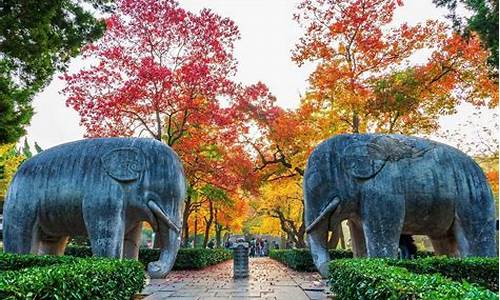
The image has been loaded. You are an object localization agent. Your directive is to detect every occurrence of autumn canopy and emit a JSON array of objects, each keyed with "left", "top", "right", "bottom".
[{"left": 55, "top": 0, "right": 498, "bottom": 246}]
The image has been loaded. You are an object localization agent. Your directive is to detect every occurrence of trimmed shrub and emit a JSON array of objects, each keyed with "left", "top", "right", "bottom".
[
  {"left": 65, "top": 246, "right": 232, "bottom": 270},
  {"left": 172, "top": 248, "right": 233, "bottom": 270},
  {"left": 269, "top": 249, "right": 353, "bottom": 271},
  {"left": 0, "top": 252, "right": 77, "bottom": 271},
  {"left": 389, "top": 257, "right": 499, "bottom": 292},
  {"left": 0, "top": 256, "right": 145, "bottom": 299},
  {"left": 65, "top": 245, "right": 93, "bottom": 258},
  {"left": 329, "top": 259, "right": 498, "bottom": 300}
]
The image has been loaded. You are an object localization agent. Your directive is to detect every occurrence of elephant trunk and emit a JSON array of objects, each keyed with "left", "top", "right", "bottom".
[
  {"left": 147, "top": 201, "right": 181, "bottom": 279},
  {"left": 307, "top": 220, "right": 330, "bottom": 278}
]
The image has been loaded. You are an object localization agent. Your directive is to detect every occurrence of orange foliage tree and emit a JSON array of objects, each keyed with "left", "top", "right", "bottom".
[
  {"left": 244, "top": 0, "right": 498, "bottom": 247},
  {"left": 293, "top": 0, "right": 497, "bottom": 135}
]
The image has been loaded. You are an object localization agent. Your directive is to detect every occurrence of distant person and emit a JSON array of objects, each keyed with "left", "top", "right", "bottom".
[
  {"left": 273, "top": 241, "right": 280, "bottom": 250},
  {"left": 263, "top": 240, "right": 269, "bottom": 256},
  {"left": 249, "top": 238, "right": 256, "bottom": 257},
  {"left": 256, "top": 238, "right": 262, "bottom": 257}
]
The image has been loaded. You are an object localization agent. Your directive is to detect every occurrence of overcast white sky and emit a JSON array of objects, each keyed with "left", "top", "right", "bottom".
[{"left": 25, "top": 0, "right": 497, "bottom": 150}]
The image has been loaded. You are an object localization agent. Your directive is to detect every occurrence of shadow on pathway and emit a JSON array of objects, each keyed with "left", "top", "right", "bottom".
[{"left": 139, "top": 257, "right": 329, "bottom": 299}]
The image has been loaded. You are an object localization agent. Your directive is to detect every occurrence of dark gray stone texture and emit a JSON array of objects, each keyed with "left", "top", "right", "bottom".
[
  {"left": 304, "top": 134, "right": 497, "bottom": 276},
  {"left": 232, "top": 242, "right": 249, "bottom": 278},
  {"left": 3, "top": 137, "right": 186, "bottom": 278}
]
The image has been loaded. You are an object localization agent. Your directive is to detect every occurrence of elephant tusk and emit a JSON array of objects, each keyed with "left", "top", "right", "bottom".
[
  {"left": 147, "top": 201, "right": 181, "bottom": 234},
  {"left": 306, "top": 196, "right": 341, "bottom": 233}
]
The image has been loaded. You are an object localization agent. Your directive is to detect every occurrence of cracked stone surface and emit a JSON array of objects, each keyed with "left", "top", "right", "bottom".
[{"left": 140, "top": 257, "right": 330, "bottom": 299}]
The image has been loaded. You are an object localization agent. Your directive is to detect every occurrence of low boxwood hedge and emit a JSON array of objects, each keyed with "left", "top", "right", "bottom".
[
  {"left": 65, "top": 246, "right": 232, "bottom": 270},
  {"left": 389, "top": 256, "right": 499, "bottom": 292},
  {"left": 0, "top": 255, "right": 145, "bottom": 300},
  {"left": 269, "top": 249, "right": 353, "bottom": 271},
  {"left": 0, "top": 252, "right": 78, "bottom": 271},
  {"left": 329, "top": 259, "right": 498, "bottom": 300},
  {"left": 139, "top": 248, "right": 233, "bottom": 270}
]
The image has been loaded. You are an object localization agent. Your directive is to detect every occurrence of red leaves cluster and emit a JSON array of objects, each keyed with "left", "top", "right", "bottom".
[{"left": 61, "top": 0, "right": 273, "bottom": 199}]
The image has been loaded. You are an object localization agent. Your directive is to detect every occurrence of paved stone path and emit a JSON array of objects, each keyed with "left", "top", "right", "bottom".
[{"left": 140, "top": 257, "right": 330, "bottom": 299}]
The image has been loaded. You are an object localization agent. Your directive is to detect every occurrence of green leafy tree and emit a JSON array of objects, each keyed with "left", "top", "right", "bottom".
[
  {"left": 433, "top": 0, "right": 499, "bottom": 69},
  {"left": 0, "top": 0, "right": 112, "bottom": 143}
]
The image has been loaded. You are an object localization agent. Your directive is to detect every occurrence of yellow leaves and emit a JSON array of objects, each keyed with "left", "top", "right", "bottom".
[
  {"left": 0, "top": 144, "right": 25, "bottom": 201},
  {"left": 251, "top": 218, "right": 281, "bottom": 236},
  {"left": 250, "top": 177, "right": 304, "bottom": 235},
  {"left": 338, "top": 43, "right": 346, "bottom": 55}
]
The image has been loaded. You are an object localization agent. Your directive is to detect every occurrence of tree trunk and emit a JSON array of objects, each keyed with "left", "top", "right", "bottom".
[
  {"left": 352, "top": 112, "right": 360, "bottom": 133},
  {"left": 296, "top": 206, "right": 306, "bottom": 248},
  {"left": 215, "top": 223, "right": 223, "bottom": 248},
  {"left": 214, "top": 209, "right": 222, "bottom": 248},
  {"left": 194, "top": 213, "right": 198, "bottom": 248},
  {"left": 296, "top": 220, "right": 306, "bottom": 248},
  {"left": 182, "top": 195, "right": 192, "bottom": 247},
  {"left": 273, "top": 209, "right": 306, "bottom": 248},
  {"left": 203, "top": 200, "right": 214, "bottom": 248}
]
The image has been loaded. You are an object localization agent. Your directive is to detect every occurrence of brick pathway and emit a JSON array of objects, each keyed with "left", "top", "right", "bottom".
[{"left": 140, "top": 257, "right": 329, "bottom": 299}]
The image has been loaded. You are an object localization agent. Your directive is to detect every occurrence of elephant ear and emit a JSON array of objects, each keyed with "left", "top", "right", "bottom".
[
  {"left": 101, "top": 147, "right": 146, "bottom": 182},
  {"left": 342, "top": 142, "right": 388, "bottom": 179}
]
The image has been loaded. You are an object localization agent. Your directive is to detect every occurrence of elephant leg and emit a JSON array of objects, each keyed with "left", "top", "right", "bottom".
[
  {"left": 3, "top": 197, "right": 40, "bottom": 254},
  {"left": 123, "top": 222, "right": 142, "bottom": 259},
  {"left": 430, "top": 232, "right": 459, "bottom": 257},
  {"left": 453, "top": 218, "right": 496, "bottom": 257},
  {"left": 307, "top": 219, "right": 330, "bottom": 277},
  {"left": 348, "top": 219, "right": 367, "bottom": 257},
  {"left": 4, "top": 216, "right": 41, "bottom": 254},
  {"left": 38, "top": 235, "right": 69, "bottom": 255},
  {"left": 361, "top": 192, "right": 404, "bottom": 257},
  {"left": 83, "top": 195, "right": 125, "bottom": 258},
  {"left": 454, "top": 203, "right": 496, "bottom": 257}
]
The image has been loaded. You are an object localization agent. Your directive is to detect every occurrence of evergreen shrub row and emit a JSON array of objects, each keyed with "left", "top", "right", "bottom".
[
  {"left": 65, "top": 246, "right": 233, "bottom": 270},
  {"left": 329, "top": 258, "right": 499, "bottom": 300},
  {"left": 388, "top": 256, "right": 499, "bottom": 292},
  {"left": 269, "top": 248, "right": 352, "bottom": 271},
  {"left": 0, "top": 253, "right": 145, "bottom": 300}
]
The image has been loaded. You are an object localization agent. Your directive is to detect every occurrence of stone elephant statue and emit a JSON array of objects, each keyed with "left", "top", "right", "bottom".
[
  {"left": 3, "top": 138, "right": 186, "bottom": 278},
  {"left": 304, "top": 134, "right": 497, "bottom": 276}
]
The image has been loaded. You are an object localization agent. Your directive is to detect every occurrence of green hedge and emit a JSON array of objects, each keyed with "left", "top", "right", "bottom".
[
  {"left": 329, "top": 259, "right": 498, "bottom": 300},
  {"left": 0, "top": 255, "right": 145, "bottom": 299},
  {"left": 0, "top": 252, "right": 78, "bottom": 271},
  {"left": 389, "top": 257, "right": 499, "bottom": 292},
  {"left": 65, "top": 246, "right": 232, "bottom": 270},
  {"left": 139, "top": 248, "right": 233, "bottom": 270},
  {"left": 269, "top": 249, "right": 353, "bottom": 271}
]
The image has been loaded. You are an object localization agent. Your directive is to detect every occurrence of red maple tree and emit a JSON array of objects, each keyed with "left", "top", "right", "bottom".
[{"left": 62, "top": 0, "right": 269, "bottom": 244}]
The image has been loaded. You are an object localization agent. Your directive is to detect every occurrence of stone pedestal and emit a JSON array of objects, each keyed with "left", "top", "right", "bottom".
[{"left": 232, "top": 242, "right": 249, "bottom": 279}]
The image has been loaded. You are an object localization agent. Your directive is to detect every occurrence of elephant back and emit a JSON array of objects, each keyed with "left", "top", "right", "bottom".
[
  {"left": 304, "top": 134, "right": 437, "bottom": 227},
  {"left": 12, "top": 137, "right": 182, "bottom": 192},
  {"left": 340, "top": 134, "right": 433, "bottom": 179}
]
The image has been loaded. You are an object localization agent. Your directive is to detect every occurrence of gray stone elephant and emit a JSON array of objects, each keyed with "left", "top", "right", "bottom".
[
  {"left": 3, "top": 138, "right": 186, "bottom": 278},
  {"left": 304, "top": 134, "right": 497, "bottom": 276}
]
